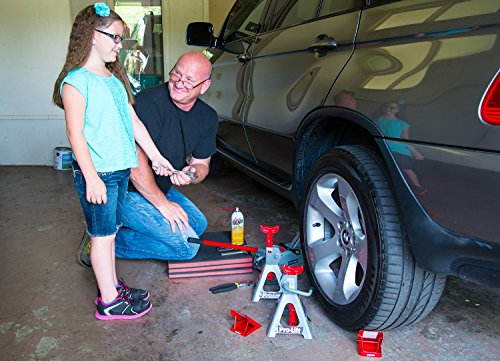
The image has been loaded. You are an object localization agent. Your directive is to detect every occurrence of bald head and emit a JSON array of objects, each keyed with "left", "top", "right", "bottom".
[
  {"left": 177, "top": 51, "right": 212, "bottom": 80},
  {"left": 168, "top": 51, "right": 213, "bottom": 111}
]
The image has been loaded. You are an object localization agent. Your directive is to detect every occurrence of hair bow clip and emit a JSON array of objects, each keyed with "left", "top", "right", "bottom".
[{"left": 94, "top": 2, "right": 110, "bottom": 17}]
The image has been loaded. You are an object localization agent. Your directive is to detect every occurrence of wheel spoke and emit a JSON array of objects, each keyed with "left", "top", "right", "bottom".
[
  {"left": 309, "top": 230, "right": 342, "bottom": 262},
  {"left": 338, "top": 176, "right": 366, "bottom": 250},
  {"left": 305, "top": 204, "right": 342, "bottom": 264},
  {"left": 307, "top": 175, "right": 343, "bottom": 234},
  {"left": 337, "top": 177, "right": 362, "bottom": 227},
  {"left": 313, "top": 252, "right": 342, "bottom": 300},
  {"left": 333, "top": 253, "right": 361, "bottom": 304},
  {"left": 337, "top": 178, "right": 354, "bottom": 221},
  {"left": 354, "top": 235, "right": 368, "bottom": 271},
  {"left": 305, "top": 205, "right": 330, "bottom": 248}
]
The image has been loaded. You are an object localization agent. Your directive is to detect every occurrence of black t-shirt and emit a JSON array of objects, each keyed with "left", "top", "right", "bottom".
[{"left": 130, "top": 82, "right": 218, "bottom": 193}]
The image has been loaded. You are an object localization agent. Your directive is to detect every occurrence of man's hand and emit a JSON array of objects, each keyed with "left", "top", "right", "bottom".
[
  {"left": 169, "top": 166, "right": 197, "bottom": 186},
  {"left": 166, "top": 156, "right": 211, "bottom": 186},
  {"left": 159, "top": 200, "right": 190, "bottom": 233}
]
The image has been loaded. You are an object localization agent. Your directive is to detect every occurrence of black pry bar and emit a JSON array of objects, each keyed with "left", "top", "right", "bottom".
[{"left": 209, "top": 283, "right": 238, "bottom": 294}]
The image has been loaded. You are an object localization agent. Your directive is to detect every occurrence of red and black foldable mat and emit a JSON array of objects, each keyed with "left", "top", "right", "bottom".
[{"left": 167, "top": 231, "right": 254, "bottom": 279}]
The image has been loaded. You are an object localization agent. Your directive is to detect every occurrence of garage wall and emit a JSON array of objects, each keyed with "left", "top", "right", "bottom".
[
  {"left": 0, "top": 0, "right": 73, "bottom": 166},
  {"left": 163, "top": 0, "right": 210, "bottom": 73},
  {"left": 0, "top": 0, "right": 233, "bottom": 166}
]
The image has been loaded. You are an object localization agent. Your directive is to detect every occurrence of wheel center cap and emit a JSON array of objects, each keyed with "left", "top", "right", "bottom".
[{"left": 341, "top": 229, "right": 351, "bottom": 245}]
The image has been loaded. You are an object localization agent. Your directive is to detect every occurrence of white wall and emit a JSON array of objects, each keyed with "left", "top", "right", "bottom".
[
  {"left": 0, "top": 0, "right": 232, "bottom": 166},
  {"left": 163, "top": 0, "right": 210, "bottom": 73},
  {"left": 0, "top": 1, "right": 73, "bottom": 165}
]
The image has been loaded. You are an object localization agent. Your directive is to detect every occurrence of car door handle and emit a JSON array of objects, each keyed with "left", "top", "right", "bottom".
[
  {"left": 236, "top": 52, "right": 251, "bottom": 64},
  {"left": 308, "top": 34, "right": 337, "bottom": 55}
]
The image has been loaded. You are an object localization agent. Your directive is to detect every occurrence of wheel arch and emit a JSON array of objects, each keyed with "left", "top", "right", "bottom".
[{"left": 293, "top": 106, "right": 384, "bottom": 206}]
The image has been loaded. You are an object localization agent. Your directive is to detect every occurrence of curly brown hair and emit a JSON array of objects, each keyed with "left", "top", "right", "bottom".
[{"left": 52, "top": 5, "right": 133, "bottom": 109}]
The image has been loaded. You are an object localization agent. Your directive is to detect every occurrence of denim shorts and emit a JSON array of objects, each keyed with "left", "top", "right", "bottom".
[{"left": 72, "top": 161, "right": 130, "bottom": 237}]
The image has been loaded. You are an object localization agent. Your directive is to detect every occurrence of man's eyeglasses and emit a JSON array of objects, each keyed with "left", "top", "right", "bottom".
[
  {"left": 95, "top": 29, "right": 124, "bottom": 44},
  {"left": 169, "top": 69, "right": 208, "bottom": 90}
]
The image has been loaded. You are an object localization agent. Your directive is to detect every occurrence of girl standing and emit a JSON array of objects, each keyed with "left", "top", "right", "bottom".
[{"left": 52, "top": 3, "right": 173, "bottom": 320}]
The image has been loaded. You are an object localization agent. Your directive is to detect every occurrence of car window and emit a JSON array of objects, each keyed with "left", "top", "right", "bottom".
[
  {"left": 319, "top": 0, "right": 361, "bottom": 17},
  {"left": 268, "top": 0, "right": 321, "bottom": 29},
  {"left": 222, "top": 0, "right": 269, "bottom": 43}
]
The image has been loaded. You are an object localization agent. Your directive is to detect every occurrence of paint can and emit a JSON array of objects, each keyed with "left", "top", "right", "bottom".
[{"left": 54, "top": 147, "right": 73, "bottom": 171}]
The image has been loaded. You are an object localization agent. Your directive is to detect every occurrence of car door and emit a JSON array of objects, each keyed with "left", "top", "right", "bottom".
[
  {"left": 201, "top": 0, "right": 272, "bottom": 164},
  {"left": 243, "top": 0, "right": 363, "bottom": 182}
]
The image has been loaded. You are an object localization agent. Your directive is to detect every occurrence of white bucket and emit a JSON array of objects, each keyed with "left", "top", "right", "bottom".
[{"left": 54, "top": 147, "right": 73, "bottom": 171}]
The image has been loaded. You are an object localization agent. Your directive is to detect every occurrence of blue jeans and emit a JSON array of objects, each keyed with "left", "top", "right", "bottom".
[
  {"left": 72, "top": 161, "right": 130, "bottom": 237},
  {"left": 115, "top": 188, "right": 206, "bottom": 260}
]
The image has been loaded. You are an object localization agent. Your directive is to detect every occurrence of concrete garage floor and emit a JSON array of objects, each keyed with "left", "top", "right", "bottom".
[{"left": 0, "top": 165, "right": 498, "bottom": 361}]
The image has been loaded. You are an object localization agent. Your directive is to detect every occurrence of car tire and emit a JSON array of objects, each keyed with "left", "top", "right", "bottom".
[{"left": 300, "top": 145, "right": 446, "bottom": 330}]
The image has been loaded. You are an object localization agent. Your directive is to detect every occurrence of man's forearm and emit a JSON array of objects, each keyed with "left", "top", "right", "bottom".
[
  {"left": 130, "top": 145, "right": 169, "bottom": 210},
  {"left": 132, "top": 144, "right": 191, "bottom": 232}
]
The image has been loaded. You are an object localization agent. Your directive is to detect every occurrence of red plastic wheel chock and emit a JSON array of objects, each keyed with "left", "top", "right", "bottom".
[
  {"left": 230, "top": 310, "right": 262, "bottom": 337},
  {"left": 357, "top": 330, "right": 384, "bottom": 357}
]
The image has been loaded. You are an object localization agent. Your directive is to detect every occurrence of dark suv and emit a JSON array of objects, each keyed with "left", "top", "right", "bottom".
[{"left": 186, "top": 0, "right": 500, "bottom": 330}]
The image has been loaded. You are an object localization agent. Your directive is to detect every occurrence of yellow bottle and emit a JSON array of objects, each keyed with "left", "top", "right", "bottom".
[{"left": 231, "top": 207, "right": 244, "bottom": 245}]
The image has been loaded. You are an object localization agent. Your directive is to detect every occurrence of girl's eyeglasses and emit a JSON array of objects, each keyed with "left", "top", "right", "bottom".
[{"left": 95, "top": 29, "right": 124, "bottom": 44}]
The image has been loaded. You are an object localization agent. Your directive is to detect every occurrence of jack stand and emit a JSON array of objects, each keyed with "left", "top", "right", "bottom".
[
  {"left": 253, "top": 231, "right": 303, "bottom": 271},
  {"left": 252, "top": 225, "right": 283, "bottom": 302},
  {"left": 267, "top": 265, "right": 313, "bottom": 339}
]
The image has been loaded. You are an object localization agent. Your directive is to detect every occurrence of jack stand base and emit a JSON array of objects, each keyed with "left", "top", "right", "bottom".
[
  {"left": 252, "top": 264, "right": 282, "bottom": 302},
  {"left": 267, "top": 293, "right": 312, "bottom": 339}
]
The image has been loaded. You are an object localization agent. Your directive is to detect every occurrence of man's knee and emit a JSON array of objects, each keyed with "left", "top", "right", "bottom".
[
  {"left": 185, "top": 243, "right": 200, "bottom": 260},
  {"left": 189, "top": 211, "right": 207, "bottom": 236},
  {"left": 197, "top": 216, "right": 208, "bottom": 236}
]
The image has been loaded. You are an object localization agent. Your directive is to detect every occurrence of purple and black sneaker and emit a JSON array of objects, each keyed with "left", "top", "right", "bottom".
[
  {"left": 95, "top": 278, "right": 150, "bottom": 305},
  {"left": 95, "top": 294, "right": 152, "bottom": 320},
  {"left": 117, "top": 278, "right": 150, "bottom": 301}
]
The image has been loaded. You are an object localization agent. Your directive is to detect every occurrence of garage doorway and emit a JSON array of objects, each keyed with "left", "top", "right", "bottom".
[{"left": 114, "top": 0, "right": 164, "bottom": 94}]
